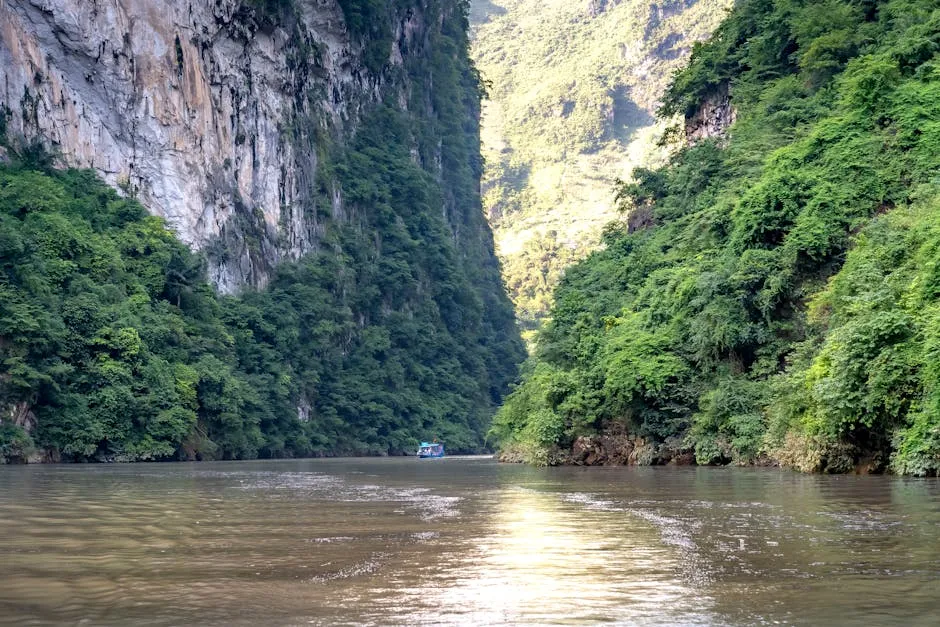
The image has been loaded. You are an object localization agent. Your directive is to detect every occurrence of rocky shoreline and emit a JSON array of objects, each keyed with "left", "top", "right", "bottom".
[
  {"left": 496, "top": 433, "right": 697, "bottom": 467},
  {"left": 496, "top": 431, "right": 892, "bottom": 474}
]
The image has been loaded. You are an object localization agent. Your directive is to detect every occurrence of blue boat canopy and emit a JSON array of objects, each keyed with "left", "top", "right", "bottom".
[{"left": 417, "top": 441, "right": 445, "bottom": 457}]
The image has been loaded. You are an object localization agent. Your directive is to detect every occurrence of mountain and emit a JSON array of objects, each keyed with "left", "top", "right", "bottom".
[
  {"left": 0, "top": 0, "right": 525, "bottom": 462},
  {"left": 2, "top": 0, "right": 461, "bottom": 291},
  {"left": 490, "top": 0, "right": 940, "bottom": 475},
  {"left": 469, "top": 0, "right": 733, "bottom": 330}
]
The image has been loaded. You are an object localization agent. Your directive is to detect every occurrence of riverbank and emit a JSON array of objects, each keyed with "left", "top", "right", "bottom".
[{"left": 496, "top": 428, "right": 893, "bottom": 475}]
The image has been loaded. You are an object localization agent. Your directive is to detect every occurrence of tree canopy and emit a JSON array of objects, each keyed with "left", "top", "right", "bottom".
[{"left": 491, "top": 0, "right": 940, "bottom": 475}]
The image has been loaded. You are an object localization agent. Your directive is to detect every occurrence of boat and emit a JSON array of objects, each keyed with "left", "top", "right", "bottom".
[{"left": 417, "top": 441, "right": 445, "bottom": 458}]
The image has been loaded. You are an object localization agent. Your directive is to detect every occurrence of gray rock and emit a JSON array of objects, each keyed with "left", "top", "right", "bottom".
[
  {"left": 0, "top": 0, "right": 429, "bottom": 290},
  {"left": 685, "top": 82, "right": 736, "bottom": 144}
]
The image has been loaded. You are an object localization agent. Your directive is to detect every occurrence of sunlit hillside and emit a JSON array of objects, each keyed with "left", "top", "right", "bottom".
[
  {"left": 490, "top": 0, "right": 940, "bottom": 475},
  {"left": 470, "top": 0, "right": 733, "bottom": 329}
]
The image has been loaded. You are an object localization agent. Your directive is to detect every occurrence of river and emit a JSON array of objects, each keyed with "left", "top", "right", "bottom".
[{"left": 1, "top": 458, "right": 938, "bottom": 625}]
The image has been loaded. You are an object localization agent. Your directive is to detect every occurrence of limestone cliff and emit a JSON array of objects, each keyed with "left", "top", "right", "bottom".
[
  {"left": 0, "top": 0, "right": 431, "bottom": 291},
  {"left": 684, "top": 82, "right": 735, "bottom": 144},
  {"left": 469, "top": 0, "right": 733, "bottom": 327}
]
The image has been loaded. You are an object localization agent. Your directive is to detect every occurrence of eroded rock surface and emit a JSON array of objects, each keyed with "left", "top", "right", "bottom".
[
  {"left": 684, "top": 81, "right": 736, "bottom": 144},
  {"left": 0, "top": 0, "right": 427, "bottom": 290}
]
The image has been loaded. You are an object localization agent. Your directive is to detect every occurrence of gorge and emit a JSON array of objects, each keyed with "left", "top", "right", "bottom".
[
  {"left": 0, "top": 0, "right": 525, "bottom": 462},
  {"left": 2, "top": 0, "right": 939, "bottom": 476}
]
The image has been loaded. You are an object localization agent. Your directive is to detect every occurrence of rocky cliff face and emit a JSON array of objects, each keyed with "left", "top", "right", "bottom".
[
  {"left": 0, "top": 0, "right": 429, "bottom": 291},
  {"left": 684, "top": 81, "right": 736, "bottom": 144}
]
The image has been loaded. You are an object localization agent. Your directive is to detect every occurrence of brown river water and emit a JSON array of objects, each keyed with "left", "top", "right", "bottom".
[{"left": 1, "top": 457, "right": 938, "bottom": 626}]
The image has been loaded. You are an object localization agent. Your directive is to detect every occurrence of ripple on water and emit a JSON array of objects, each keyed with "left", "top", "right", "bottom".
[
  {"left": 3, "top": 461, "right": 939, "bottom": 626},
  {"left": 411, "top": 531, "right": 439, "bottom": 542},
  {"left": 629, "top": 508, "right": 701, "bottom": 550},
  {"left": 562, "top": 492, "right": 618, "bottom": 511},
  {"left": 307, "top": 552, "right": 391, "bottom": 583},
  {"left": 234, "top": 471, "right": 462, "bottom": 521},
  {"left": 817, "top": 509, "right": 907, "bottom": 531}
]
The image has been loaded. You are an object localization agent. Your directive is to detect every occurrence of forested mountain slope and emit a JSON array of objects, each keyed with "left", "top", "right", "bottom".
[
  {"left": 0, "top": 0, "right": 525, "bottom": 463},
  {"left": 470, "top": 0, "right": 732, "bottom": 329},
  {"left": 491, "top": 0, "right": 940, "bottom": 475}
]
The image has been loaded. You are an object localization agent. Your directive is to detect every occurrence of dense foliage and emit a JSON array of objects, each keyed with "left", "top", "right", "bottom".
[
  {"left": 470, "top": 0, "right": 732, "bottom": 328},
  {"left": 0, "top": 0, "right": 524, "bottom": 463},
  {"left": 491, "top": 0, "right": 940, "bottom": 474}
]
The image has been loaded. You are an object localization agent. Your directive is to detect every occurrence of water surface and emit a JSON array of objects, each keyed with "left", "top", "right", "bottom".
[{"left": 1, "top": 458, "right": 938, "bottom": 625}]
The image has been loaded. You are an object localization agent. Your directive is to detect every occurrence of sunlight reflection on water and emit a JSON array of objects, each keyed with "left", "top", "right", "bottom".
[
  {"left": 404, "top": 486, "right": 715, "bottom": 626},
  {"left": 1, "top": 459, "right": 938, "bottom": 626}
]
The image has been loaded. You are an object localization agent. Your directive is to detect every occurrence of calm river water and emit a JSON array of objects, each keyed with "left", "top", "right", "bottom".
[{"left": 1, "top": 458, "right": 938, "bottom": 625}]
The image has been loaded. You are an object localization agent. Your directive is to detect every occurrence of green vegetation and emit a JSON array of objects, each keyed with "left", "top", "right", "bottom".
[
  {"left": 0, "top": 0, "right": 524, "bottom": 463},
  {"left": 244, "top": 0, "right": 301, "bottom": 27},
  {"left": 0, "top": 130, "right": 520, "bottom": 461},
  {"left": 337, "top": 0, "right": 409, "bottom": 72},
  {"left": 491, "top": 0, "right": 940, "bottom": 475},
  {"left": 0, "top": 160, "right": 240, "bottom": 462},
  {"left": 470, "top": 0, "right": 732, "bottom": 328},
  {"left": 245, "top": 0, "right": 406, "bottom": 71}
]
